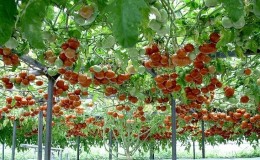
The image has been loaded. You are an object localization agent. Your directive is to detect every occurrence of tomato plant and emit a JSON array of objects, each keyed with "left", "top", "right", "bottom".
[{"left": 0, "top": 0, "right": 260, "bottom": 159}]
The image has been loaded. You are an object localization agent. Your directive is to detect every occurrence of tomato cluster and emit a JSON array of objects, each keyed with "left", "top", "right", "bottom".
[{"left": 0, "top": 47, "right": 20, "bottom": 66}]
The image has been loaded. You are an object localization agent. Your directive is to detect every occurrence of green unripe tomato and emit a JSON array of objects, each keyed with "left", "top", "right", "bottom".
[
  {"left": 103, "top": 66, "right": 108, "bottom": 72},
  {"left": 222, "top": 16, "right": 233, "bottom": 28},
  {"left": 93, "top": 65, "right": 102, "bottom": 72},
  {"left": 5, "top": 37, "right": 18, "bottom": 49},
  {"left": 74, "top": 14, "right": 86, "bottom": 25},
  {"left": 159, "top": 9, "right": 168, "bottom": 23},
  {"left": 188, "top": 52, "right": 196, "bottom": 60},
  {"left": 233, "top": 17, "right": 245, "bottom": 29},
  {"left": 157, "top": 25, "right": 169, "bottom": 36},
  {"left": 54, "top": 58, "right": 64, "bottom": 68},
  {"left": 150, "top": 6, "right": 161, "bottom": 20},
  {"left": 128, "top": 48, "right": 139, "bottom": 59},
  {"left": 257, "top": 78, "right": 260, "bottom": 86},
  {"left": 47, "top": 67, "right": 58, "bottom": 76},
  {"left": 101, "top": 35, "right": 116, "bottom": 49},
  {"left": 149, "top": 19, "right": 162, "bottom": 31},
  {"left": 228, "top": 97, "right": 238, "bottom": 104},
  {"left": 138, "top": 65, "right": 146, "bottom": 74}
]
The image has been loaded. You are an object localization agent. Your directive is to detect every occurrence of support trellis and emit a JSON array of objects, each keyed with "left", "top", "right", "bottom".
[
  {"left": 19, "top": 55, "right": 60, "bottom": 160},
  {"left": 44, "top": 77, "right": 56, "bottom": 160},
  {"left": 20, "top": 144, "right": 63, "bottom": 160},
  {"left": 201, "top": 120, "right": 205, "bottom": 158},
  {"left": 11, "top": 120, "right": 17, "bottom": 160},
  {"left": 11, "top": 48, "right": 257, "bottom": 160},
  {"left": 109, "top": 131, "right": 113, "bottom": 160},
  {"left": 115, "top": 142, "right": 118, "bottom": 159},
  {"left": 146, "top": 68, "right": 178, "bottom": 160},
  {"left": 193, "top": 140, "right": 195, "bottom": 159},
  {"left": 38, "top": 110, "right": 43, "bottom": 160},
  {"left": 170, "top": 97, "right": 177, "bottom": 160},
  {"left": 149, "top": 144, "right": 155, "bottom": 160}
]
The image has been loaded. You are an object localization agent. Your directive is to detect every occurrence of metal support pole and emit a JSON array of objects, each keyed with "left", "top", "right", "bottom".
[
  {"left": 109, "top": 130, "right": 113, "bottom": 160},
  {"left": 38, "top": 111, "right": 43, "bottom": 160},
  {"left": 201, "top": 120, "right": 205, "bottom": 158},
  {"left": 2, "top": 143, "right": 4, "bottom": 160},
  {"left": 11, "top": 120, "right": 17, "bottom": 160},
  {"left": 170, "top": 97, "right": 177, "bottom": 160},
  {"left": 59, "top": 150, "right": 63, "bottom": 160},
  {"left": 193, "top": 141, "right": 195, "bottom": 159},
  {"left": 115, "top": 142, "right": 118, "bottom": 159},
  {"left": 66, "top": 152, "right": 69, "bottom": 160},
  {"left": 149, "top": 144, "right": 155, "bottom": 160},
  {"left": 44, "top": 77, "right": 55, "bottom": 160},
  {"left": 77, "top": 136, "right": 80, "bottom": 160}
]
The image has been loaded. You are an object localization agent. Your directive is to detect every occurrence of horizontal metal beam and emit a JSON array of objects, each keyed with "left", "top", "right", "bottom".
[
  {"left": 146, "top": 68, "right": 157, "bottom": 77},
  {"left": 212, "top": 50, "right": 259, "bottom": 58},
  {"left": 20, "top": 55, "right": 46, "bottom": 74},
  {"left": 20, "top": 144, "right": 63, "bottom": 151}
]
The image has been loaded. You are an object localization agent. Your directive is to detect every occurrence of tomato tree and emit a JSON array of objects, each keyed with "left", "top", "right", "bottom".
[{"left": 0, "top": 0, "right": 260, "bottom": 160}]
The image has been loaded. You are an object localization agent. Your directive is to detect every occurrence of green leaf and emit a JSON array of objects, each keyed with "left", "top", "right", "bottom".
[
  {"left": 216, "top": 29, "right": 235, "bottom": 49},
  {"left": 245, "top": 40, "right": 258, "bottom": 53},
  {"left": 20, "top": 0, "right": 50, "bottom": 49},
  {"left": 241, "top": 24, "right": 258, "bottom": 38},
  {"left": 68, "top": 29, "right": 81, "bottom": 38},
  {"left": 106, "top": 0, "right": 149, "bottom": 48},
  {"left": 215, "top": 59, "right": 226, "bottom": 73},
  {"left": 51, "top": 0, "right": 67, "bottom": 7},
  {"left": 0, "top": 0, "right": 18, "bottom": 45},
  {"left": 235, "top": 46, "right": 245, "bottom": 59},
  {"left": 93, "top": 0, "right": 108, "bottom": 12},
  {"left": 221, "top": 0, "right": 244, "bottom": 22},
  {"left": 253, "top": 0, "right": 260, "bottom": 18},
  {"left": 11, "top": 65, "right": 18, "bottom": 72},
  {"left": 74, "top": 58, "right": 82, "bottom": 72}
]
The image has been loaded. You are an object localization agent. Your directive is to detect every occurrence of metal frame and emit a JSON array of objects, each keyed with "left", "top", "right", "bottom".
[
  {"left": 170, "top": 97, "right": 177, "bottom": 160},
  {"left": 11, "top": 120, "right": 17, "bottom": 160},
  {"left": 20, "top": 144, "right": 63, "bottom": 160},
  {"left": 38, "top": 111, "right": 43, "bottom": 160},
  {"left": 44, "top": 77, "right": 56, "bottom": 160},
  {"left": 109, "top": 131, "right": 113, "bottom": 160},
  {"left": 2, "top": 143, "right": 4, "bottom": 160},
  {"left": 146, "top": 68, "right": 177, "bottom": 160},
  {"left": 77, "top": 136, "right": 80, "bottom": 160},
  {"left": 201, "top": 120, "right": 205, "bottom": 158},
  {"left": 149, "top": 144, "right": 155, "bottom": 160},
  {"left": 193, "top": 140, "right": 195, "bottom": 159},
  {"left": 115, "top": 142, "right": 118, "bottom": 159}
]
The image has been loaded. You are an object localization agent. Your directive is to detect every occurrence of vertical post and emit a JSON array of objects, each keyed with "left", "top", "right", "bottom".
[
  {"left": 77, "top": 136, "right": 80, "bottom": 160},
  {"left": 38, "top": 111, "right": 43, "bottom": 160},
  {"left": 149, "top": 144, "right": 155, "bottom": 160},
  {"left": 115, "top": 142, "right": 118, "bottom": 159},
  {"left": 66, "top": 152, "right": 69, "bottom": 160},
  {"left": 45, "top": 77, "right": 55, "bottom": 160},
  {"left": 201, "top": 120, "right": 205, "bottom": 158},
  {"left": 193, "top": 140, "right": 195, "bottom": 159},
  {"left": 59, "top": 150, "right": 63, "bottom": 160},
  {"left": 11, "top": 120, "right": 17, "bottom": 160},
  {"left": 109, "top": 130, "right": 113, "bottom": 160},
  {"left": 170, "top": 97, "right": 177, "bottom": 160},
  {"left": 2, "top": 143, "right": 4, "bottom": 160}
]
